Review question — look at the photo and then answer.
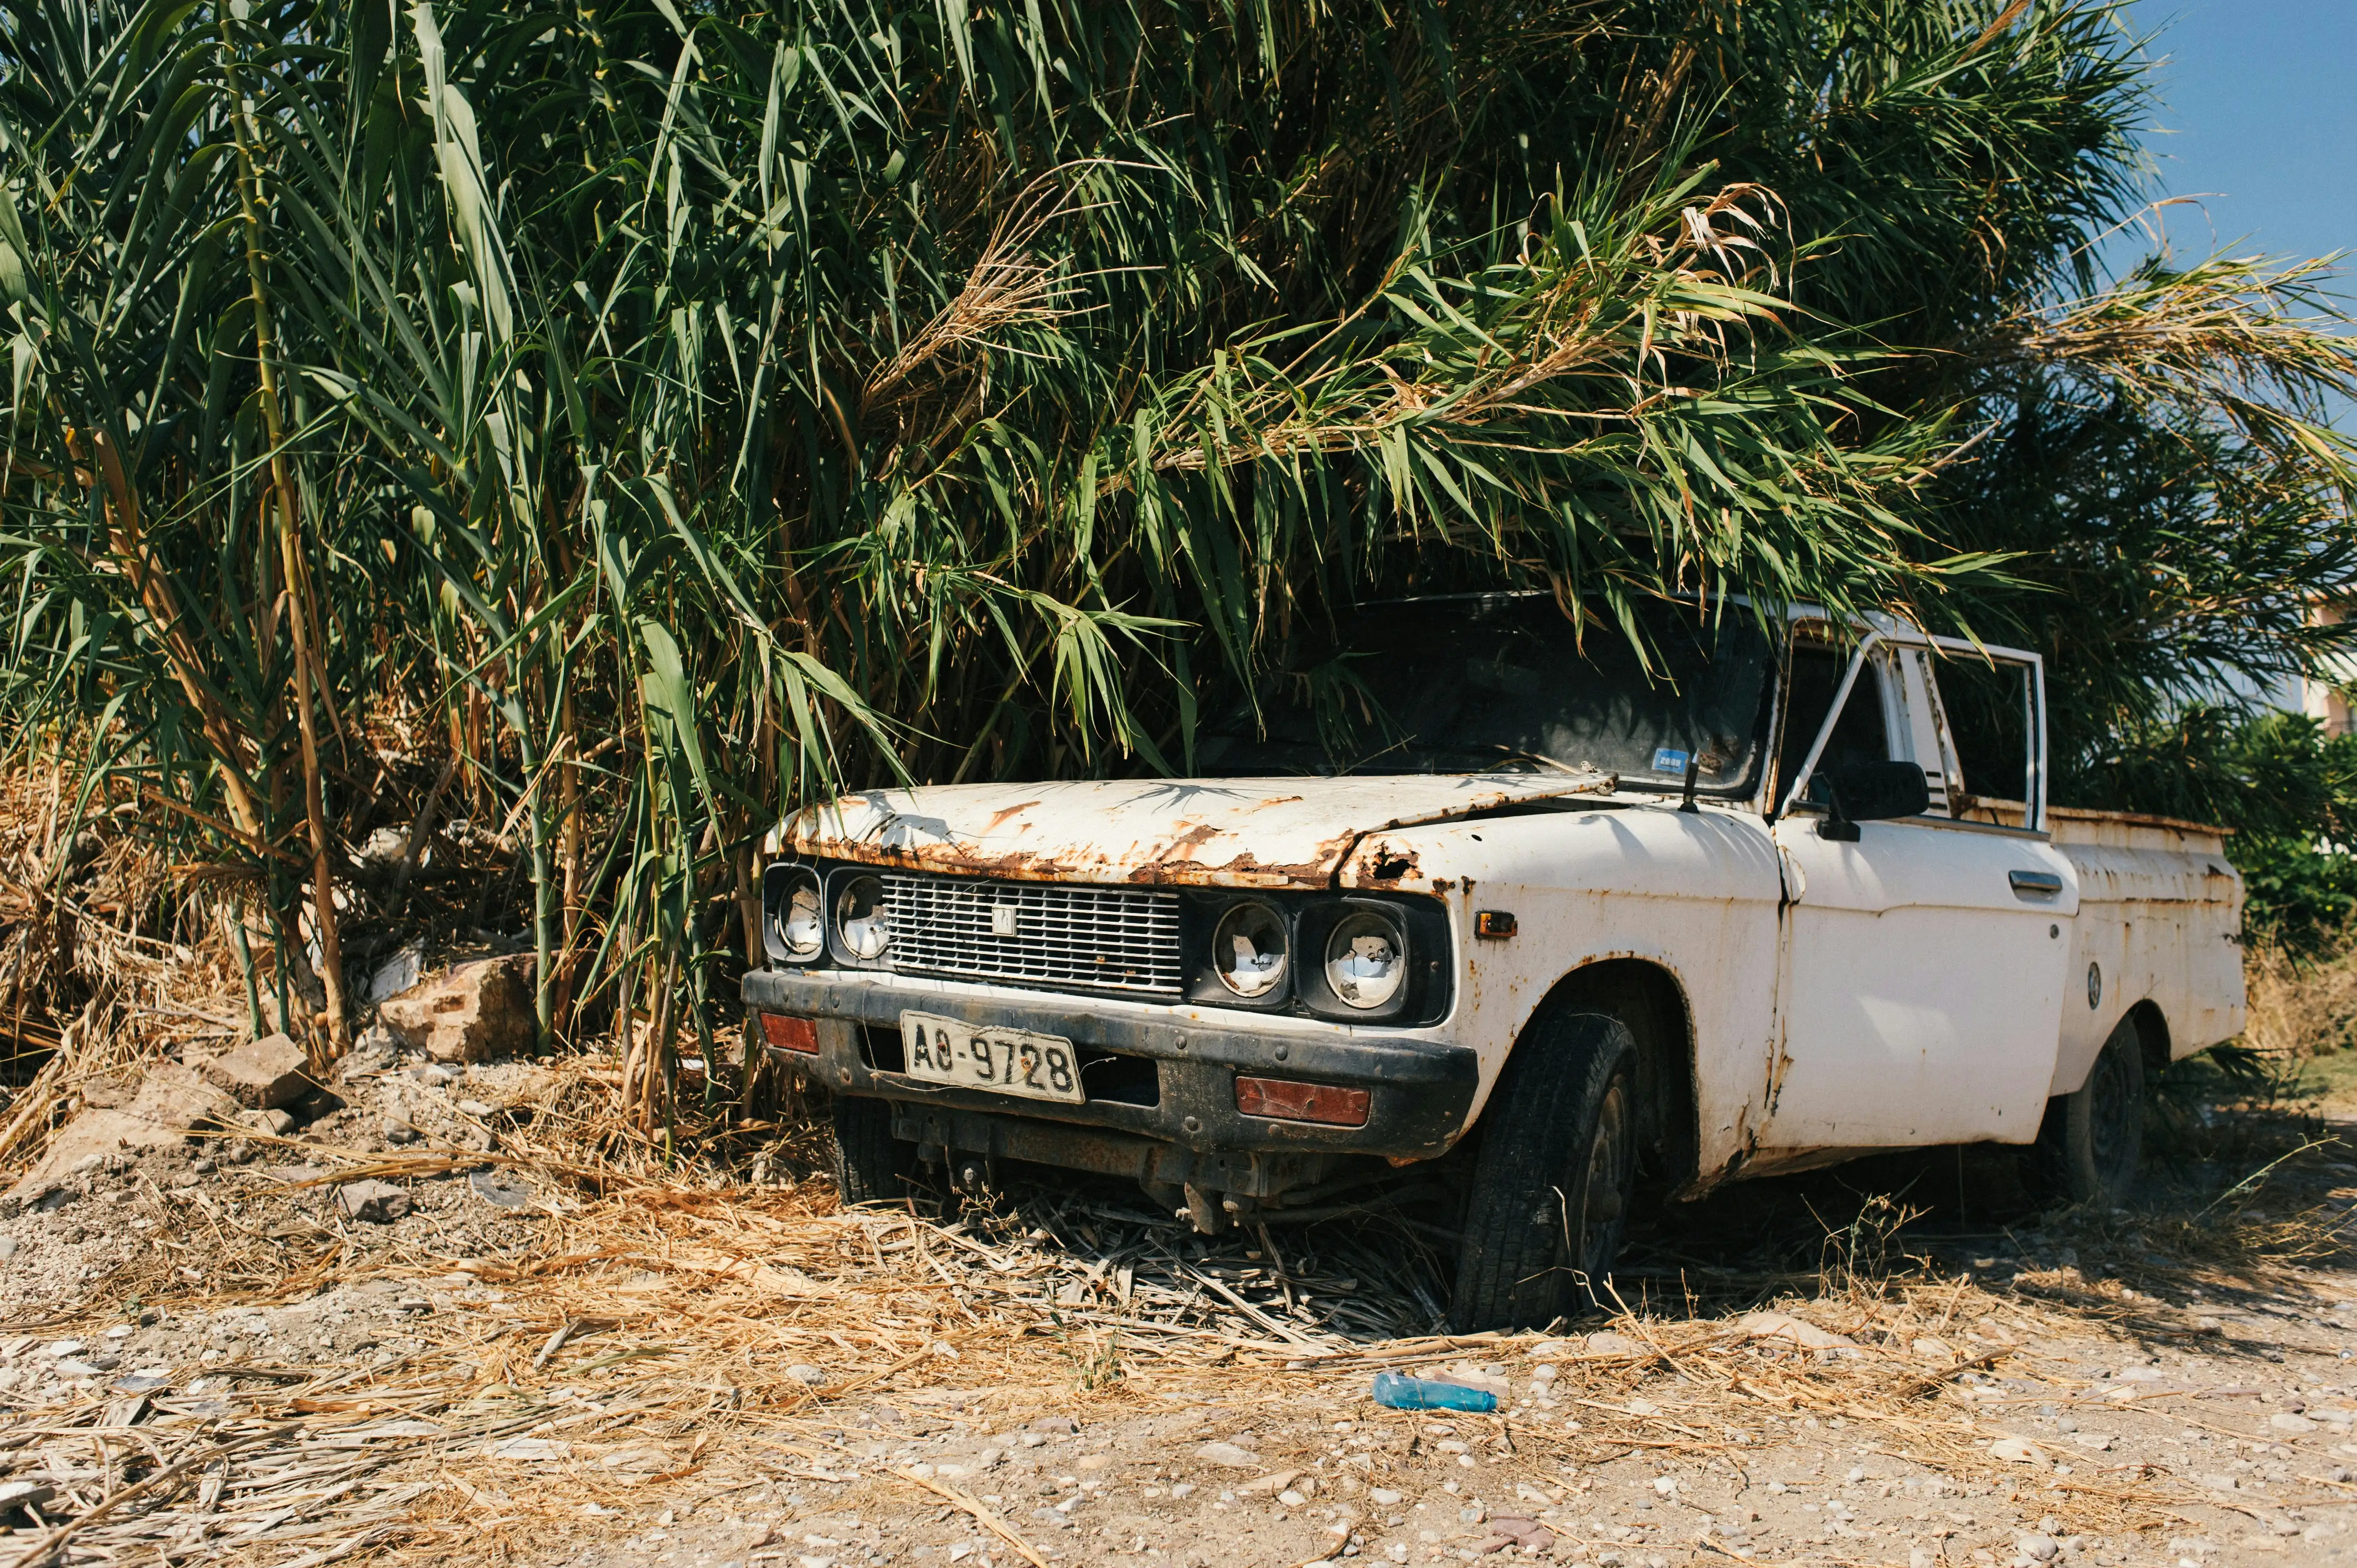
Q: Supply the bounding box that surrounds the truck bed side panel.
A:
[2042,814,2246,1094]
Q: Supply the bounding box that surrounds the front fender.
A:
[1340,802,1785,1180]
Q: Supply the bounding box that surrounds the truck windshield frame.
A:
[1196,594,1777,797]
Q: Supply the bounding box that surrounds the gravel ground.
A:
[0,1041,2349,1568]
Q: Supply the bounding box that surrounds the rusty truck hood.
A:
[776,772,1617,889]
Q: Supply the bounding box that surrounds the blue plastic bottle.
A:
[1370,1370,1499,1413]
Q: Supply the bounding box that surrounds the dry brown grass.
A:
[0,759,263,1180]
[2242,931,2357,1061]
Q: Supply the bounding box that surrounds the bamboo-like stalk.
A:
[219,23,349,1053]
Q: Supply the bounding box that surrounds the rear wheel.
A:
[831,1094,918,1206]
[1451,1011,1639,1332]
[2033,1017,2146,1208]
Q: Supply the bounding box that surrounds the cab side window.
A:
[1777,638,1892,806]
[1934,656,2034,811]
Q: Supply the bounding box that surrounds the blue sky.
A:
[2116,3,2355,709]
[2116,2,2357,286]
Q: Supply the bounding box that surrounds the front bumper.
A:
[741,968,1479,1198]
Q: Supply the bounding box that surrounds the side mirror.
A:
[1817,759,1929,840]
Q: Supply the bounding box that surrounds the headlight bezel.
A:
[1317,904,1411,1012]
[1209,899,1291,1000]
[761,862,826,964]
[827,869,894,967]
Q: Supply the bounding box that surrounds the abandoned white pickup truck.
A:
[742,594,2245,1329]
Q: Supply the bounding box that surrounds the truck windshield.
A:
[1197,595,1773,793]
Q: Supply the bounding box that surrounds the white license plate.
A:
[899,1012,1086,1104]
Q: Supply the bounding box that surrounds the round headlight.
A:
[1213,901,1289,999]
[835,875,891,961]
[772,869,824,962]
[1325,910,1406,1009]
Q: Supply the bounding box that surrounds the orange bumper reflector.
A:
[1234,1075,1370,1128]
[761,1013,819,1054]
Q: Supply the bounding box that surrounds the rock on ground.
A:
[379,954,535,1063]
[194,1032,315,1110]
[2,1061,236,1210]
[336,1179,413,1224]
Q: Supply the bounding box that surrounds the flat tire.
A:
[831,1095,918,1206]
[1451,1010,1639,1332]
[2033,1016,2145,1208]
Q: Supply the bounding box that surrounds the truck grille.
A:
[882,874,1183,998]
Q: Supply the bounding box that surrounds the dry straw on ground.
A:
[4,1101,2331,1566]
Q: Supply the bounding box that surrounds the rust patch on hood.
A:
[1147,821,1226,862]
[779,773,1615,890]
[980,799,1043,833]
[1345,838,1422,886]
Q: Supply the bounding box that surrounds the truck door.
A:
[1759,627,2077,1151]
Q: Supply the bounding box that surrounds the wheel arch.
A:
[2124,998,2172,1079]
[1521,957,1699,1189]
[2052,997,2174,1096]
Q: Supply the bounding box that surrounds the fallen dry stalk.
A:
[1,1421,295,1568]
[888,1466,1048,1567]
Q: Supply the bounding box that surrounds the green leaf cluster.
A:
[0,0,2350,1079]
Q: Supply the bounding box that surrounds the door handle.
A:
[2009,869,2063,899]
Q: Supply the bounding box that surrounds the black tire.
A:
[1451,1011,1640,1332]
[831,1094,917,1206]
[2032,1016,2145,1208]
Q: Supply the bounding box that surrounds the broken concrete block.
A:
[131,1060,243,1129]
[2,1062,239,1210]
[194,1033,314,1110]
[378,954,534,1063]
[336,1180,412,1224]
[1193,1442,1259,1468]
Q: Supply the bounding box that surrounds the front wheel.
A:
[1451,1011,1640,1332]
[2032,1016,2145,1208]
[831,1094,918,1206]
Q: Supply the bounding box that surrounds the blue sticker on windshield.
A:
[1651,747,1690,774]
